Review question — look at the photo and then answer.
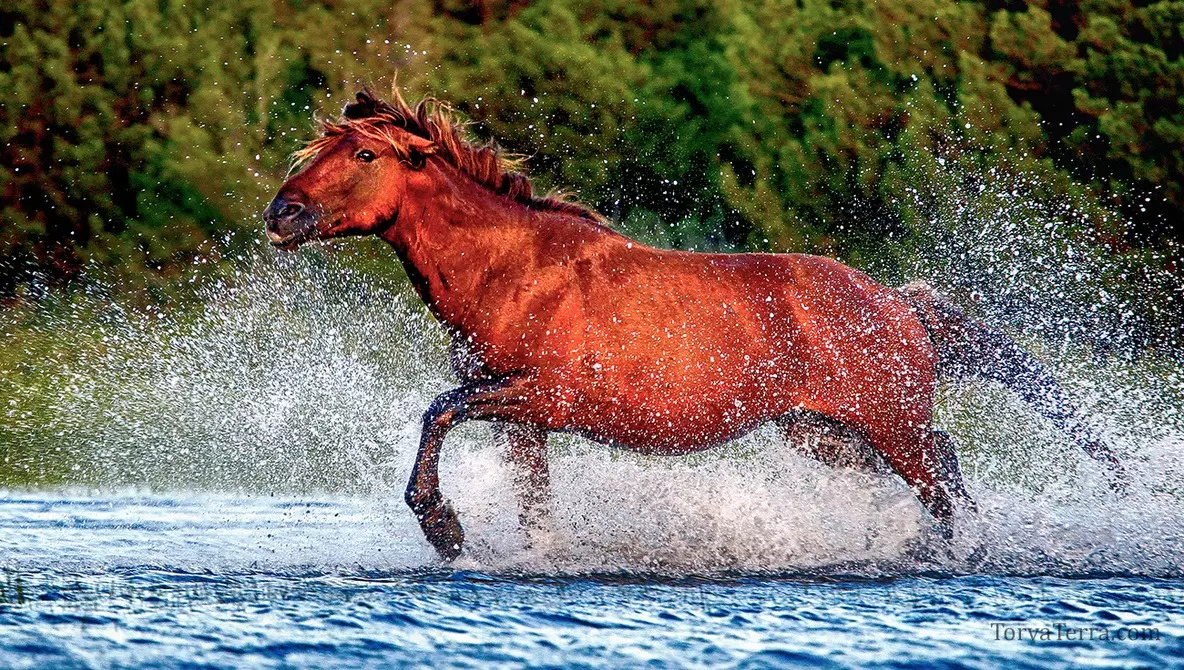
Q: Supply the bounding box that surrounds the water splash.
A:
[4,171,1183,577]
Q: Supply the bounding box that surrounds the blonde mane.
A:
[294,88,603,222]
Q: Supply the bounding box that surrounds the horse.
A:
[263,88,1126,560]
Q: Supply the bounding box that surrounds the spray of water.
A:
[5,162,1183,577]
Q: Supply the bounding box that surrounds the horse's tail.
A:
[898,282,1127,492]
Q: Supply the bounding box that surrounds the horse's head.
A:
[263,90,437,250]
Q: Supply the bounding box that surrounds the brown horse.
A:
[264,89,1126,560]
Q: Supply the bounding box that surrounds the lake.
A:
[1,492,1180,668]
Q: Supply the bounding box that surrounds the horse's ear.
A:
[344,89,382,119]
[402,133,437,170]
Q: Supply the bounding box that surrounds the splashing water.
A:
[4,169,1183,578]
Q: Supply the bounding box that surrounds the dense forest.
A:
[1,0,1182,338]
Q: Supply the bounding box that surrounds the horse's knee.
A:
[404,483,441,515]
[422,396,462,431]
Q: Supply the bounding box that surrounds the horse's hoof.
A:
[419,499,465,561]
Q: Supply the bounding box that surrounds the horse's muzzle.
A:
[263,192,318,250]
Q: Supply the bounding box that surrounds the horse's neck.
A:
[379,167,612,330]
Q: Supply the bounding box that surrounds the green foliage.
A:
[0,0,1180,333]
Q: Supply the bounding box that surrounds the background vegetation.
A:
[2,0,1182,313]
[1,0,1183,490]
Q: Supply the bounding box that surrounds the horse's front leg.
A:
[405,377,532,561]
[495,423,552,540]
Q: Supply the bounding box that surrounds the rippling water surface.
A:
[1,493,1181,669]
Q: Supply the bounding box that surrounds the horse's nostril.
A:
[265,197,307,227]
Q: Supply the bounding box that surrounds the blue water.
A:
[1,493,1181,669]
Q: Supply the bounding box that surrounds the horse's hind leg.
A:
[868,427,961,539]
[933,429,975,512]
[494,423,552,537]
[777,412,969,539]
[777,413,957,539]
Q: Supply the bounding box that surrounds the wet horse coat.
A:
[264,89,1125,559]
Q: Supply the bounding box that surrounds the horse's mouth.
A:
[267,226,318,251]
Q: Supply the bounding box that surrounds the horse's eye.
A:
[355,149,377,162]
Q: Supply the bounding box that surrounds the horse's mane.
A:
[294,87,604,223]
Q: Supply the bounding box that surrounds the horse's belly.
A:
[568,383,780,454]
